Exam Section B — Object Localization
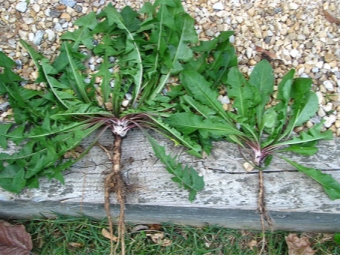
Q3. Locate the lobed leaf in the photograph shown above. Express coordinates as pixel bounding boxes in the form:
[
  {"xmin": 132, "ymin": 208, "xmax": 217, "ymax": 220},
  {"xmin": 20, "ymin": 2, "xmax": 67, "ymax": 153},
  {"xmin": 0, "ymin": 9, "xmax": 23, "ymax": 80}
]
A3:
[
  {"xmin": 146, "ymin": 134, "xmax": 204, "ymax": 201},
  {"xmin": 282, "ymin": 158, "xmax": 340, "ymax": 200}
]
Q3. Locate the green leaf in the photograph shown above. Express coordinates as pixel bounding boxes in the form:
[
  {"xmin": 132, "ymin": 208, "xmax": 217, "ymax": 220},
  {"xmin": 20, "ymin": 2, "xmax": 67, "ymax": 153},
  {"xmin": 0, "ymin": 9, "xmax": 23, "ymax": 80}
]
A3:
[
  {"xmin": 64, "ymin": 42, "xmax": 91, "ymax": 103},
  {"xmin": 279, "ymin": 145, "xmax": 318, "ymax": 156},
  {"xmin": 334, "ymin": 233, "xmax": 340, "ymax": 244},
  {"xmin": 0, "ymin": 123, "xmax": 12, "ymax": 149},
  {"xmin": 248, "ymin": 60, "xmax": 274, "ymax": 122},
  {"xmin": 282, "ymin": 158, "xmax": 340, "ymax": 200},
  {"xmin": 276, "ymin": 123, "xmax": 333, "ymax": 147},
  {"xmin": 149, "ymin": 116, "xmax": 202, "ymax": 157},
  {"xmin": 226, "ymin": 67, "xmax": 256, "ymax": 119},
  {"xmin": 60, "ymin": 12, "xmax": 97, "ymax": 49},
  {"xmin": 146, "ymin": 133, "xmax": 204, "ymax": 201},
  {"xmin": 166, "ymin": 112, "xmax": 244, "ymax": 138},
  {"xmin": 180, "ymin": 70, "xmax": 230, "ymax": 123}
]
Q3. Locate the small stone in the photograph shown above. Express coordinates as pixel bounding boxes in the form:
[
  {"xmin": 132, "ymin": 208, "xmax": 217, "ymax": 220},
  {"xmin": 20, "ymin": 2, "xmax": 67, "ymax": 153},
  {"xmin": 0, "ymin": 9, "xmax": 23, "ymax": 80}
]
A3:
[
  {"xmin": 49, "ymin": 9, "xmax": 61, "ymax": 18},
  {"xmin": 297, "ymin": 34, "xmax": 306, "ymax": 41},
  {"xmin": 254, "ymin": 28, "xmax": 262, "ymax": 38},
  {"xmin": 324, "ymin": 115, "xmax": 336, "ymax": 128},
  {"xmin": 60, "ymin": 12, "xmax": 71, "ymax": 22},
  {"xmin": 74, "ymin": 5, "xmax": 83, "ymax": 13},
  {"xmin": 45, "ymin": 29, "xmax": 56, "ymax": 41},
  {"xmin": 60, "ymin": 0, "xmax": 76, "ymax": 7},
  {"xmin": 324, "ymin": 54, "xmax": 335, "ymax": 62},
  {"xmin": 16, "ymin": 2, "xmax": 27, "ymax": 12},
  {"xmin": 289, "ymin": 3, "xmax": 299, "ymax": 10},
  {"xmin": 122, "ymin": 100, "xmax": 129, "ymax": 107},
  {"xmin": 323, "ymin": 80, "xmax": 334, "ymax": 91},
  {"xmin": 54, "ymin": 23, "xmax": 63, "ymax": 32},
  {"xmin": 247, "ymin": 8, "xmax": 255, "ymax": 16},
  {"xmin": 315, "ymin": 91, "xmax": 324, "ymax": 104},
  {"xmin": 243, "ymin": 162, "xmax": 254, "ymax": 172},
  {"xmin": 290, "ymin": 49, "xmax": 300, "ymax": 58},
  {"xmin": 318, "ymin": 31, "xmax": 327, "ymax": 38},
  {"xmin": 323, "ymin": 102, "xmax": 333, "ymax": 112},
  {"xmin": 217, "ymin": 95, "xmax": 230, "ymax": 104},
  {"xmin": 212, "ymin": 2, "xmax": 224, "ymax": 10},
  {"xmin": 32, "ymin": 4, "xmax": 40, "ymax": 12},
  {"xmin": 246, "ymin": 48, "xmax": 252, "ymax": 59},
  {"xmin": 318, "ymin": 108, "xmax": 326, "ymax": 117},
  {"xmin": 22, "ymin": 17, "xmax": 34, "ymax": 24},
  {"xmin": 33, "ymin": 30, "xmax": 44, "ymax": 45},
  {"xmin": 335, "ymin": 120, "xmax": 340, "ymax": 128}
]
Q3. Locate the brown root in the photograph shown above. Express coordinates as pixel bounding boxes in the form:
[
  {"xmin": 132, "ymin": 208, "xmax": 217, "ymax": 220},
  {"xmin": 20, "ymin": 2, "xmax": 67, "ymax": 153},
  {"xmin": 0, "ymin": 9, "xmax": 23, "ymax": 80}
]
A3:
[
  {"xmin": 102, "ymin": 135, "xmax": 127, "ymax": 255},
  {"xmin": 257, "ymin": 170, "xmax": 274, "ymax": 255}
]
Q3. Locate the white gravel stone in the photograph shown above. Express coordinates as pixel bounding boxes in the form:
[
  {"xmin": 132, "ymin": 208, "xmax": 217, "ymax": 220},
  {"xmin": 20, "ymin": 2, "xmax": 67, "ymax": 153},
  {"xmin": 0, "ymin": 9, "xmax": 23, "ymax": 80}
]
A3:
[
  {"xmin": 324, "ymin": 115, "xmax": 336, "ymax": 128},
  {"xmin": 33, "ymin": 31, "xmax": 44, "ymax": 45},
  {"xmin": 290, "ymin": 49, "xmax": 300, "ymax": 58},
  {"xmin": 212, "ymin": 2, "xmax": 224, "ymax": 10},
  {"xmin": 289, "ymin": 3, "xmax": 299, "ymax": 10},
  {"xmin": 218, "ymin": 95, "xmax": 230, "ymax": 104},
  {"xmin": 323, "ymin": 80, "xmax": 334, "ymax": 91},
  {"xmin": 45, "ymin": 29, "xmax": 56, "ymax": 41},
  {"xmin": 15, "ymin": 2, "xmax": 27, "ymax": 12}
]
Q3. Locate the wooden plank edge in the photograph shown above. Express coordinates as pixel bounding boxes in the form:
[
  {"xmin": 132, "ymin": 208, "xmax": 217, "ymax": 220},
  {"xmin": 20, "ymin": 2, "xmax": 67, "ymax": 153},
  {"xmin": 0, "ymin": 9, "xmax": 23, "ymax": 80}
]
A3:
[{"xmin": 1, "ymin": 201, "xmax": 339, "ymax": 232}]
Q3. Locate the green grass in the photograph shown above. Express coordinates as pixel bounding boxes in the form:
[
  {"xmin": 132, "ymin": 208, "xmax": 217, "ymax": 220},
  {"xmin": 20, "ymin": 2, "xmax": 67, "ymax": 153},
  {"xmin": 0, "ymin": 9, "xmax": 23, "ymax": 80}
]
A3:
[{"xmin": 11, "ymin": 215, "xmax": 340, "ymax": 255}]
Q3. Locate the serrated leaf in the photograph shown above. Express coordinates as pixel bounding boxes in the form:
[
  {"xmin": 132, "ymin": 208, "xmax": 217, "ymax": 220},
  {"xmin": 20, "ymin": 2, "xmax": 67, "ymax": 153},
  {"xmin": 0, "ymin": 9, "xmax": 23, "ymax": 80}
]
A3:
[
  {"xmin": 149, "ymin": 116, "xmax": 202, "ymax": 157},
  {"xmin": 279, "ymin": 145, "xmax": 318, "ymax": 156},
  {"xmin": 180, "ymin": 70, "xmax": 230, "ymax": 123},
  {"xmin": 276, "ymin": 123, "xmax": 333, "ymax": 147},
  {"xmin": 166, "ymin": 112, "xmax": 244, "ymax": 138},
  {"xmin": 283, "ymin": 158, "xmax": 340, "ymax": 200},
  {"xmin": 248, "ymin": 60, "xmax": 274, "ymax": 122},
  {"xmin": 146, "ymin": 134, "xmax": 204, "ymax": 201},
  {"xmin": 226, "ymin": 66, "xmax": 255, "ymax": 119}
]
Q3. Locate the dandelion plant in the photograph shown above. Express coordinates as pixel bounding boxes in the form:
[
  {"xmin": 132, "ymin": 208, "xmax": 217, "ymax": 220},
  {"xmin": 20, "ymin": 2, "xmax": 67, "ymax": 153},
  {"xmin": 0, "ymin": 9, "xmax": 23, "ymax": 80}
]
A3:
[
  {"xmin": 0, "ymin": 0, "xmax": 243, "ymax": 253},
  {"xmin": 167, "ymin": 59, "xmax": 340, "ymax": 252}
]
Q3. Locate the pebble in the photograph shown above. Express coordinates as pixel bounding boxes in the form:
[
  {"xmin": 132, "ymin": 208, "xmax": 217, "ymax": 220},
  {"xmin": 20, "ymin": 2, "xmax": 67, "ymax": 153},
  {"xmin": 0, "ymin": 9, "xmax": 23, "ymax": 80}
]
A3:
[
  {"xmin": 213, "ymin": 2, "xmax": 224, "ymax": 10},
  {"xmin": 33, "ymin": 31, "xmax": 44, "ymax": 45},
  {"xmin": 15, "ymin": 2, "xmax": 27, "ymax": 12},
  {"xmin": 323, "ymin": 80, "xmax": 334, "ymax": 91},
  {"xmin": 60, "ymin": 0, "xmax": 76, "ymax": 7},
  {"xmin": 45, "ymin": 29, "xmax": 56, "ymax": 41},
  {"xmin": 324, "ymin": 115, "xmax": 336, "ymax": 128},
  {"xmin": 290, "ymin": 49, "xmax": 300, "ymax": 58}
]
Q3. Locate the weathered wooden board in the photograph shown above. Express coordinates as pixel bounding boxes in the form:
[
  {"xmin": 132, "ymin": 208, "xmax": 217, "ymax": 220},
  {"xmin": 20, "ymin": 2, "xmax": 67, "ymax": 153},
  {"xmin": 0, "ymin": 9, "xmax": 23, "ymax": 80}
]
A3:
[{"xmin": 1, "ymin": 130, "xmax": 340, "ymax": 232}]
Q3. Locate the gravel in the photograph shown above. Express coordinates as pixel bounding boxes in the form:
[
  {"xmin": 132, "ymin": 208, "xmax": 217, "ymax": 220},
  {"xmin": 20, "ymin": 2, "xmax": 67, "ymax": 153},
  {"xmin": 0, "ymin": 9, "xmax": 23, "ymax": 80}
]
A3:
[{"xmin": 0, "ymin": 0, "xmax": 339, "ymax": 136}]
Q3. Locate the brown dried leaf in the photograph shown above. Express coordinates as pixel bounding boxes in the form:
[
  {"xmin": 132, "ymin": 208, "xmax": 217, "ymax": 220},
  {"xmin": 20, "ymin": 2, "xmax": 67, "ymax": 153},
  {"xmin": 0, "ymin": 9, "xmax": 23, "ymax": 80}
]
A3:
[
  {"xmin": 323, "ymin": 10, "xmax": 340, "ymax": 25},
  {"xmin": 247, "ymin": 239, "xmax": 258, "ymax": 249},
  {"xmin": 101, "ymin": 228, "xmax": 118, "ymax": 242},
  {"xmin": 146, "ymin": 232, "xmax": 172, "ymax": 247},
  {"xmin": 0, "ymin": 220, "xmax": 33, "ymax": 255},
  {"xmin": 285, "ymin": 234, "xmax": 316, "ymax": 255},
  {"xmin": 68, "ymin": 242, "xmax": 83, "ymax": 248},
  {"xmin": 255, "ymin": 45, "xmax": 277, "ymax": 60}
]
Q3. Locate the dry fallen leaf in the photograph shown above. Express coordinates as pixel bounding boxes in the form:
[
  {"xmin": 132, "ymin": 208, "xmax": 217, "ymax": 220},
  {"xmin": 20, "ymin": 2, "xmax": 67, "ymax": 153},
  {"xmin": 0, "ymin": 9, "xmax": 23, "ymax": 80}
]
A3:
[
  {"xmin": 68, "ymin": 242, "xmax": 83, "ymax": 248},
  {"xmin": 101, "ymin": 228, "xmax": 118, "ymax": 242},
  {"xmin": 147, "ymin": 232, "xmax": 172, "ymax": 247},
  {"xmin": 285, "ymin": 234, "xmax": 316, "ymax": 255},
  {"xmin": 255, "ymin": 45, "xmax": 277, "ymax": 60},
  {"xmin": 0, "ymin": 220, "xmax": 33, "ymax": 255},
  {"xmin": 323, "ymin": 10, "xmax": 340, "ymax": 25},
  {"xmin": 247, "ymin": 239, "xmax": 258, "ymax": 250}
]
